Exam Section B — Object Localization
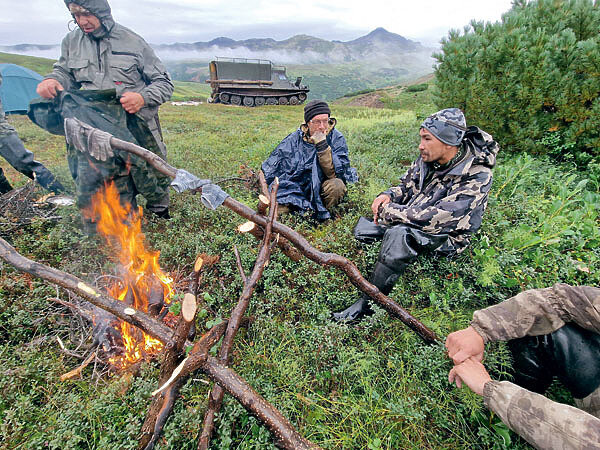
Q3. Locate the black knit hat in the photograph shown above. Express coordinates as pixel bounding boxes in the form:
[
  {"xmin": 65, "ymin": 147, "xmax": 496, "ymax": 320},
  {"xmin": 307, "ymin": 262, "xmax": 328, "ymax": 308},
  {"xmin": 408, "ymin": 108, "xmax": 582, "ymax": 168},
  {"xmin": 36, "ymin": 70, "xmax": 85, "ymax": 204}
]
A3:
[{"xmin": 304, "ymin": 100, "xmax": 331, "ymax": 123}]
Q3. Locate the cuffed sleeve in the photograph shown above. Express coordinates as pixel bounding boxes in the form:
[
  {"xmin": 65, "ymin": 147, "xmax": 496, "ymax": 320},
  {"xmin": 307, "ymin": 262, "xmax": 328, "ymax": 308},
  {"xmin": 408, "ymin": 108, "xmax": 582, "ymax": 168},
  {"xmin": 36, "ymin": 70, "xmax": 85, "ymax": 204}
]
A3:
[{"xmin": 484, "ymin": 380, "xmax": 600, "ymax": 449}]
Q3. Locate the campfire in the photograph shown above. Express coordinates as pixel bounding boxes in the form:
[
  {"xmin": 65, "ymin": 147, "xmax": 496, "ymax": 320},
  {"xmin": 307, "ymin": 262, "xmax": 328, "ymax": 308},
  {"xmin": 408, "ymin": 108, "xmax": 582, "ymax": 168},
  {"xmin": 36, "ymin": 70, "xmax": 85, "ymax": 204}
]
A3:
[{"xmin": 85, "ymin": 182, "xmax": 173, "ymax": 369}]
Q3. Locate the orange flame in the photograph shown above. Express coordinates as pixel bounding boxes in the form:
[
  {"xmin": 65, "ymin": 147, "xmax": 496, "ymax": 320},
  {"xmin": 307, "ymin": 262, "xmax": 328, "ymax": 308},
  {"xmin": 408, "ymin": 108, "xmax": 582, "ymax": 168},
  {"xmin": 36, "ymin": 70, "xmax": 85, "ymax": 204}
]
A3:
[{"xmin": 85, "ymin": 182, "xmax": 172, "ymax": 369}]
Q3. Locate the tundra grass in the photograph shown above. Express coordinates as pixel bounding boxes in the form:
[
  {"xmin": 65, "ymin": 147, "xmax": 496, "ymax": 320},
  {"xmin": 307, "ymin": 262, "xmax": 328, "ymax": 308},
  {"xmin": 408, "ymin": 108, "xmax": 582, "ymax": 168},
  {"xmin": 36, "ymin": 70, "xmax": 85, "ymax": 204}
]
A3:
[{"xmin": 0, "ymin": 101, "xmax": 598, "ymax": 449}]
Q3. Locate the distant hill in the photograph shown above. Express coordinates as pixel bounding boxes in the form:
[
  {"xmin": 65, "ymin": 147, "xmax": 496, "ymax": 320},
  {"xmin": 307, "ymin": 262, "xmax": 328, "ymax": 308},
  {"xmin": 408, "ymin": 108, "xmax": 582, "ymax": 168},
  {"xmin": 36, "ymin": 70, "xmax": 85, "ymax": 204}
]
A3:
[
  {"xmin": 0, "ymin": 52, "xmax": 209, "ymax": 102},
  {"xmin": 335, "ymin": 73, "xmax": 436, "ymax": 112},
  {"xmin": 0, "ymin": 52, "xmax": 54, "ymax": 76},
  {"xmin": 153, "ymin": 28, "xmax": 430, "ymax": 64},
  {"xmin": 2, "ymin": 28, "xmax": 435, "ymax": 100},
  {"xmin": 161, "ymin": 28, "xmax": 434, "ymax": 100}
]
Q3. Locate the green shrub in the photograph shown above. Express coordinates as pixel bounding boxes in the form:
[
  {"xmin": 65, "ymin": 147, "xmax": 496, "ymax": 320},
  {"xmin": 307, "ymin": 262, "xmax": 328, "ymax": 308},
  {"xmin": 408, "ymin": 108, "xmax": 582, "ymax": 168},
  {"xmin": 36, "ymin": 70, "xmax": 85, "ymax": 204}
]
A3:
[
  {"xmin": 433, "ymin": 0, "xmax": 600, "ymax": 168},
  {"xmin": 404, "ymin": 83, "xmax": 428, "ymax": 93}
]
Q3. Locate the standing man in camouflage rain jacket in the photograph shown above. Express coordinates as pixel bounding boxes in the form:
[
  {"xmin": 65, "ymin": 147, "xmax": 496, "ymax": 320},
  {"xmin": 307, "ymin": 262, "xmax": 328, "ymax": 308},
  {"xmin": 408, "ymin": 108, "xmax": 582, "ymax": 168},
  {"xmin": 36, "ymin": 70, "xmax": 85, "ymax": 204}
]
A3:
[
  {"xmin": 446, "ymin": 284, "xmax": 600, "ymax": 448},
  {"xmin": 333, "ymin": 108, "xmax": 498, "ymax": 322},
  {"xmin": 0, "ymin": 74, "xmax": 64, "ymax": 194},
  {"xmin": 36, "ymin": 0, "xmax": 173, "ymax": 217}
]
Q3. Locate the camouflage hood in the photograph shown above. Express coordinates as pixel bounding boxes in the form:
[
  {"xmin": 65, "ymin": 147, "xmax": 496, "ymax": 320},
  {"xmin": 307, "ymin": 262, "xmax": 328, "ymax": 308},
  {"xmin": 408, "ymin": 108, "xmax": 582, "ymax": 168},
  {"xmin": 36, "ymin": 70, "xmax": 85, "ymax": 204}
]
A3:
[
  {"xmin": 462, "ymin": 126, "xmax": 498, "ymax": 169},
  {"xmin": 64, "ymin": 0, "xmax": 115, "ymax": 38}
]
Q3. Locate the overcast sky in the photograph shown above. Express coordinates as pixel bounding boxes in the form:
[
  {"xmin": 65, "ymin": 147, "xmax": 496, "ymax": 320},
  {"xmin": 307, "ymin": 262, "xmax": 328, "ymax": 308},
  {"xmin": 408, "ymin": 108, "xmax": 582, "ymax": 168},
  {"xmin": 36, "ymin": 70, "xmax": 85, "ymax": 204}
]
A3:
[{"xmin": 0, "ymin": 0, "xmax": 514, "ymax": 48}]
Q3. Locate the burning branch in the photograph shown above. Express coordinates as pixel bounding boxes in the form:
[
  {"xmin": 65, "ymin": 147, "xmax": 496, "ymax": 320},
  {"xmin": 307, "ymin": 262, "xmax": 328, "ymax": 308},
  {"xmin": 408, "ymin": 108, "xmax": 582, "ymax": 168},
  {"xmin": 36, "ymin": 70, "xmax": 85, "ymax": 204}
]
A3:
[
  {"xmin": 0, "ymin": 234, "xmax": 315, "ymax": 449},
  {"xmin": 0, "ymin": 237, "xmax": 176, "ymax": 348},
  {"xmin": 81, "ymin": 124, "xmax": 438, "ymax": 345}
]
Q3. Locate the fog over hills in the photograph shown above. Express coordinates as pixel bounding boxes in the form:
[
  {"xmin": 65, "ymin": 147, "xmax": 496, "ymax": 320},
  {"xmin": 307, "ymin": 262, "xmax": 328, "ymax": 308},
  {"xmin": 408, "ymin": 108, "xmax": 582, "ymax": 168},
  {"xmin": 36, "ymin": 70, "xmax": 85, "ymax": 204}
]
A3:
[
  {"xmin": 0, "ymin": 27, "xmax": 433, "ymax": 65},
  {"xmin": 1, "ymin": 28, "xmax": 435, "ymax": 100},
  {"xmin": 152, "ymin": 27, "xmax": 432, "ymax": 65}
]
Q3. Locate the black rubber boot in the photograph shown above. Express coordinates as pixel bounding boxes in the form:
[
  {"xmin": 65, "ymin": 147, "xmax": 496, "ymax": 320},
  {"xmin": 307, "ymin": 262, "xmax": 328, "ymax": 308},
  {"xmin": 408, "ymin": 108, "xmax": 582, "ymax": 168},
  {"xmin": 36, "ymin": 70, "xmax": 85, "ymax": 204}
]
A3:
[
  {"xmin": 508, "ymin": 323, "xmax": 600, "ymax": 399},
  {"xmin": 332, "ymin": 262, "xmax": 401, "ymax": 323}
]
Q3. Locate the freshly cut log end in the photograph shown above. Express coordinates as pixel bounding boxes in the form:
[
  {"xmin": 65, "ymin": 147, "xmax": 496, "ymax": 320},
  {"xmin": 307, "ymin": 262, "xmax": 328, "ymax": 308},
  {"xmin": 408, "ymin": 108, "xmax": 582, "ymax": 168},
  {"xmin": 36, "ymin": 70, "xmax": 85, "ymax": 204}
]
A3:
[
  {"xmin": 194, "ymin": 257, "xmax": 204, "ymax": 273},
  {"xmin": 182, "ymin": 293, "xmax": 197, "ymax": 322},
  {"xmin": 237, "ymin": 221, "xmax": 256, "ymax": 233},
  {"xmin": 258, "ymin": 194, "xmax": 270, "ymax": 206}
]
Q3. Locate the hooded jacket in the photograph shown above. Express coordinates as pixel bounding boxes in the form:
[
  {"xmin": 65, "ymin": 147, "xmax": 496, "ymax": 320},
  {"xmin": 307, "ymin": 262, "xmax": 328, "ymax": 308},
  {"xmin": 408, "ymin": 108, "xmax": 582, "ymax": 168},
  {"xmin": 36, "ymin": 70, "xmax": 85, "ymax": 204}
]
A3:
[
  {"xmin": 45, "ymin": 0, "xmax": 173, "ymax": 129},
  {"xmin": 261, "ymin": 120, "xmax": 358, "ymax": 220},
  {"xmin": 379, "ymin": 126, "xmax": 499, "ymax": 252}
]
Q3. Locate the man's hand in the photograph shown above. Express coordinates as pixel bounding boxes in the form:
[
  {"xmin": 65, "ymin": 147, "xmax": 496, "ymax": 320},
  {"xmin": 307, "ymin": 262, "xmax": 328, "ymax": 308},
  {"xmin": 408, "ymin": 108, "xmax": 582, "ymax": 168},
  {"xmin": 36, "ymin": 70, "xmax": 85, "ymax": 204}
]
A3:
[
  {"xmin": 120, "ymin": 92, "xmax": 145, "ymax": 114},
  {"xmin": 371, "ymin": 194, "xmax": 391, "ymax": 223},
  {"xmin": 308, "ymin": 130, "xmax": 327, "ymax": 145},
  {"xmin": 37, "ymin": 79, "xmax": 64, "ymax": 98},
  {"xmin": 445, "ymin": 326, "xmax": 485, "ymax": 364},
  {"xmin": 448, "ymin": 357, "xmax": 492, "ymax": 396}
]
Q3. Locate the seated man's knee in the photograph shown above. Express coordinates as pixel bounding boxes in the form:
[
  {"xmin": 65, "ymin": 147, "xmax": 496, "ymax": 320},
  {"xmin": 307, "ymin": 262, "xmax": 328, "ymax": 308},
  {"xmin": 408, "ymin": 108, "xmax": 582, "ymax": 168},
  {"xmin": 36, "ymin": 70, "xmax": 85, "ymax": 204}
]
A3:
[
  {"xmin": 379, "ymin": 225, "xmax": 450, "ymax": 269},
  {"xmin": 321, "ymin": 178, "xmax": 346, "ymax": 209}
]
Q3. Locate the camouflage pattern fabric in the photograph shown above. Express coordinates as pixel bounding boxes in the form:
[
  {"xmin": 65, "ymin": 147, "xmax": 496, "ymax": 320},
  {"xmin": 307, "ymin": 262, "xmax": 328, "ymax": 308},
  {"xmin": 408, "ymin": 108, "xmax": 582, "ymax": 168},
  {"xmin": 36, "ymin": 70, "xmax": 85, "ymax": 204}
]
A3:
[
  {"xmin": 484, "ymin": 380, "xmax": 600, "ymax": 449},
  {"xmin": 471, "ymin": 284, "xmax": 600, "ymax": 344},
  {"xmin": 472, "ymin": 284, "xmax": 600, "ymax": 446},
  {"xmin": 421, "ymin": 107, "xmax": 467, "ymax": 146},
  {"xmin": 378, "ymin": 126, "xmax": 498, "ymax": 253}
]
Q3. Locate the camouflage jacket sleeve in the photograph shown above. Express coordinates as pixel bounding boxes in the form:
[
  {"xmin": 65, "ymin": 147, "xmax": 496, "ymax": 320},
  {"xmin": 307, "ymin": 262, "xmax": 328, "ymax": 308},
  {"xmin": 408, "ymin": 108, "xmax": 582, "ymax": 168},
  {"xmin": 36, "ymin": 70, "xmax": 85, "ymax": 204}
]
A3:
[
  {"xmin": 471, "ymin": 284, "xmax": 600, "ymax": 344},
  {"xmin": 484, "ymin": 381, "xmax": 600, "ymax": 448},
  {"xmin": 378, "ymin": 167, "xmax": 492, "ymax": 235}
]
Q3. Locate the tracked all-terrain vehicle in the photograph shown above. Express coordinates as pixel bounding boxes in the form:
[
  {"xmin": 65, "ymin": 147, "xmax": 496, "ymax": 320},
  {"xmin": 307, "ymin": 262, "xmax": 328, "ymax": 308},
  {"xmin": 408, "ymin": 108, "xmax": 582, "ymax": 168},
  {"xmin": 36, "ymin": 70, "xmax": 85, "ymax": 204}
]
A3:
[{"xmin": 206, "ymin": 57, "xmax": 309, "ymax": 106}]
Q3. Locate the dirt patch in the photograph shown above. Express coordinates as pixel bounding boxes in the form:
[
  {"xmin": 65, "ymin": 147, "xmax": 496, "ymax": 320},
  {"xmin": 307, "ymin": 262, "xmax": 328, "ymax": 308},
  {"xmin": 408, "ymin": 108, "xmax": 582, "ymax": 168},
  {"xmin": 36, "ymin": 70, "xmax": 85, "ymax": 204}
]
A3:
[{"xmin": 344, "ymin": 92, "xmax": 386, "ymax": 108}]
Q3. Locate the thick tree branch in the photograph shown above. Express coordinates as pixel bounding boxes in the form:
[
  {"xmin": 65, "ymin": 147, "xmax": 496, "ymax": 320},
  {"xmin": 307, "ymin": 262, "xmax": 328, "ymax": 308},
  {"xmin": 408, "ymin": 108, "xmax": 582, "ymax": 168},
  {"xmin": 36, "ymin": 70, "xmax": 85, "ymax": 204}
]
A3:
[
  {"xmin": 105, "ymin": 135, "xmax": 439, "ymax": 344},
  {"xmin": 200, "ymin": 355, "xmax": 320, "ymax": 450},
  {"xmin": 198, "ymin": 179, "xmax": 279, "ymax": 450}
]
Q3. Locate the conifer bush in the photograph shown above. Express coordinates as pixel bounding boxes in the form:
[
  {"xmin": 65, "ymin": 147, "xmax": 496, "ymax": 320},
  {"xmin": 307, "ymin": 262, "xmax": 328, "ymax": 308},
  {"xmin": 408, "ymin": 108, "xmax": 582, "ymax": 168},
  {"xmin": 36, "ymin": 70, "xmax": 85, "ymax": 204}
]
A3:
[{"xmin": 433, "ymin": 0, "xmax": 600, "ymax": 167}]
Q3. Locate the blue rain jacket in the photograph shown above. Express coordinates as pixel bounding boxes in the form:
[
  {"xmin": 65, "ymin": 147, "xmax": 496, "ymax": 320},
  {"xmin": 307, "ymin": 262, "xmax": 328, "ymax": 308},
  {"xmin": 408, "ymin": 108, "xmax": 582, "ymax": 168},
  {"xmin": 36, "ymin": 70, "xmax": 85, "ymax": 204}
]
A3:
[{"xmin": 261, "ymin": 124, "xmax": 358, "ymax": 220}]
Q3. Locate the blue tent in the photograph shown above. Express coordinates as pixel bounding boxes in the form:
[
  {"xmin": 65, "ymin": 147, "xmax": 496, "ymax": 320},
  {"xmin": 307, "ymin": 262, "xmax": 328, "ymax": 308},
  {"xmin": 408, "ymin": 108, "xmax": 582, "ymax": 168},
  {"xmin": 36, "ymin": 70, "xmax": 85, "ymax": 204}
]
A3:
[{"xmin": 0, "ymin": 63, "xmax": 43, "ymax": 114}]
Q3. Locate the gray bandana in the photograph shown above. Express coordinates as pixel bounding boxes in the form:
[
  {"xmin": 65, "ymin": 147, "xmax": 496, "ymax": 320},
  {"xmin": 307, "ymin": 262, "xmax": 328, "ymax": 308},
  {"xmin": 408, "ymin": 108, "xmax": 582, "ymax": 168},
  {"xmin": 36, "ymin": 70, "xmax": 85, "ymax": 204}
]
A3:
[{"xmin": 421, "ymin": 108, "xmax": 467, "ymax": 146}]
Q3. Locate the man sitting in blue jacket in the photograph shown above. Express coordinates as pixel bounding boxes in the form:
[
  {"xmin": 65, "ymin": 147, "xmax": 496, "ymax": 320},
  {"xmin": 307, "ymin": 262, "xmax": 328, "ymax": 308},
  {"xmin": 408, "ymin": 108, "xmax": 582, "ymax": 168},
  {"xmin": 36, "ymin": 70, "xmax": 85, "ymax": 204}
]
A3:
[{"xmin": 260, "ymin": 100, "xmax": 357, "ymax": 221}]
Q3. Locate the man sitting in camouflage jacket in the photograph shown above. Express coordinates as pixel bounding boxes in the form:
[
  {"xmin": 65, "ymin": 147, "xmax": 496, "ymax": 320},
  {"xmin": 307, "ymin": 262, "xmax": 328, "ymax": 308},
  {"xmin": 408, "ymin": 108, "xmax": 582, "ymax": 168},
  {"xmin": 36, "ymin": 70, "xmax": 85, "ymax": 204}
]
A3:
[
  {"xmin": 333, "ymin": 108, "xmax": 499, "ymax": 322},
  {"xmin": 446, "ymin": 284, "xmax": 600, "ymax": 449}
]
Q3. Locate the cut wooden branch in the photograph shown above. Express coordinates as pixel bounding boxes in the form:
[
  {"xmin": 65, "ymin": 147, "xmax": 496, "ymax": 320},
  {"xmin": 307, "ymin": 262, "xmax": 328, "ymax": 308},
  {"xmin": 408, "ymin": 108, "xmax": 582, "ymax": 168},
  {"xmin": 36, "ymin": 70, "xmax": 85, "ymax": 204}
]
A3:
[
  {"xmin": 104, "ymin": 135, "xmax": 439, "ymax": 344},
  {"xmin": 258, "ymin": 169, "xmax": 270, "ymax": 198},
  {"xmin": 0, "ymin": 237, "xmax": 177, "ymax": 347},
  {"xmin": 151, "ymin": 321, "xmax": 229, "ymax": 396},
  {"xmin": 237, "ymin": 220, "xmax": 302, "ymax": 262},
  {"xmin": 198, "ymin": 179, "xmax": 279, "ymax": 450},
  {"xmin": 257, "ymin": 194, "xmax": 270, "ymax": 216},
  {"xmin": 223, "ymin": 198, "xmax": 440, "ymax": 344},
  {"xmin": 200, "ymin": 355, "xmax": 320, "ymax": 450},
  {"xmin": 139, "ymin": 255, "xmax": 204, "ymax": 449},
  {"xmin": 60, "ymin": 351, "xmax": 96, "ymax": 381}
]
